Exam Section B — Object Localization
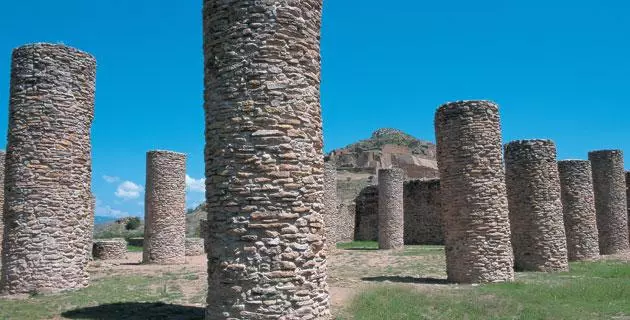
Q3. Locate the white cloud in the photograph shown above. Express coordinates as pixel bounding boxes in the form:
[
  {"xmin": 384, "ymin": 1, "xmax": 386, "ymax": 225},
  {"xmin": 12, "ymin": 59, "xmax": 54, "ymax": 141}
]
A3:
[
  {"xmin": 115, "ymin": 181, "xmax": 143, "ymax": 200},
  {"xmin": 95, "ymin": 205, "xmax": 132, "ymax": 218},
  {"xmin": 186, "ymin": 175, "xmax": 206, "ymax": 193},
  {"xmin": 103, "ymin": 175, "xmax": 120, "ymax": 183}
]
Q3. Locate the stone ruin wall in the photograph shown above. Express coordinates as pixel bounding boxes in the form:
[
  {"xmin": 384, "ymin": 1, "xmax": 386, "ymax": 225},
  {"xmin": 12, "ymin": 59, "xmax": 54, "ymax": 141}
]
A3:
[
  {"xmin": 199, "ymin": 219, "xmax": 209, "ymax": 253},
  {"xmin": 0, "ymin": 151, "xmax": 5, "ymax": 263},
  {"xmin": 143, "ymin": 150, "xmax": 187, "ymax": 265},
  {"xmin": 203, "ymin": 0, "xmax": 329, "ymax": 318},
  {"xmin": 589, "ymin": 150, "xmax": 630, "ymax": 254},
  {"xmin": 1, "ymin": 44, "xmax": 95, "ymax": 294},
  {"xmin": 185, "ymin": 238, "xmax": 205, "ymax": 256},
  {"xmin": 92, "ymin": 239, "xmax": 127, "ymax": 260},
  {"xmin": 435, "ymin": 100, "xmax": 514, "ymax": 283},
  {"xmin": 378, "ymin": 168, "xmax": 405, "ymax": 249},
  {"xmin": 324, "ymin": 163, "xmax": 341, "ymax": 245},
  {"xmin": 505, "ymin": 140, "xmax": 568, "ymax": 272},
  {"xmin": 558, "ymin": 160, "xmax": 600, "ymax": 261}
]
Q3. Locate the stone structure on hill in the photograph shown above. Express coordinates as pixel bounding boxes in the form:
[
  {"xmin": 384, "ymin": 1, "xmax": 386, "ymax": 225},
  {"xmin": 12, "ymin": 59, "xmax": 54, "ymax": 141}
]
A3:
[
  {"xmin": 1, "ymin": 44, "xmax": 95, "ymax": 294},
  {"xmin": 378, "ymin": 168, "xmax": 405, "ymax": 250},
  {"xmin": 203, "ymin": 0, "xmax": 329, "ymax": 318},
  {"xmin": 558, "ymin": 160, "xmax": 600, "ymax": 261},
  {"xmin": 505, "ymin": 140, "xmax": 568, "ymax": 272},
  {"xmin": 588, "ymin": 150, "xmax": 630, "ymax": 254},
  {"xmin": 92, "ymin": 239, "xmax": 127, "ymax": 260},
  {"xmin": 435, "ymin": 100, "xmax": 514, "ymax": 283},
  {"xmin": 143, "ymin": 150, "xmax": 187, "ymax": 265}
]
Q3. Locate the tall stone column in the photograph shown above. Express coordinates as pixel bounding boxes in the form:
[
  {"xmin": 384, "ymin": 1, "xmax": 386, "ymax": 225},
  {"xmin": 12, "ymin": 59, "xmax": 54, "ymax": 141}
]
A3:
[
  {"xmin": 0, "ymin": 151, "xmax": 5, "ymax": 263},
  {"xmin": 203, "ymin": 1, "xmax": 329, "ymax": 318},
  {"xmin": 434, "ymin": 100, "xmax": 514, "ymax": 283},
  {"xmin": 1, "ymin": 43, "xmax": 95, "ymax": 294},
  {"xmin": 558, "ymin": 160, "xmax": 600, "ymax": 261},
  {"xmin": 324, "ymin": 163, "xmax": 340, "ymax": 246},
  {"xmin": 378, "ymin": 168, "xmax": 405, "ymax": 250},
  {"xmin": 143, "ymin": 150, "xmax": 186, "ymax": 265},
  {"xmin": 505, "ymin": 140, "xmax": 568, "ymax": 271},
  {"xmin": 588, "ymin": 150, "xmax": 630, "ymax": 254}
]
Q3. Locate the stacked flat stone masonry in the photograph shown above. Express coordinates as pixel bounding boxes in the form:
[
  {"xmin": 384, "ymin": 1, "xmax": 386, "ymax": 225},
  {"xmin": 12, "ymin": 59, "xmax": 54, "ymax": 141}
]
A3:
[
  {"xmin": 92, "ymin": 239, "xmax": 127, "ymax": 260},
  {"xmin": 588, "ymin": 150, "xmax": 630, "ymax": 254},
  {"xmin": 1, "ymin": 44, "xmax": 95, "ymax": 294},
  {"xmin": 199, "ymin": 219, "xmax": 209, "ymax": 253},
  {"xmin": 185, "ymin": 238, "xmax": 205, "ymax": 256},
  {"xmin": 505, "ymin": 140, "xmax": 569, "ymax": 272},
  {"xmin": 354, "ymin": 185, "xmax": 379, "ymax": 241},
  {"xmin": 203, "ymin": 0, "xmax": 329, "ymax": 318},
  {"xmin": 404, "ymin": 179, "xmax": 443, "ymax": 245},
  {"xmin": 143, "ymin": 151, "xmax": 186, "ymax": 265},
  {"xmin": 0, "ymin": 151, "xmax": 5, "ymax": 263},
  {"xmin": 558, "ymin": 160, "xmax": 600, "ymax": 261},
  {"xmin": 378, "ymin": 168, "xmax": 405, "ymax": 250},
  {"xmin": 324, "ymin": 163, "xmax": 341, "ymax": 245},
  {"xmin": 434, "ymin": 100, "xmax": 514, "ymax": 283}
]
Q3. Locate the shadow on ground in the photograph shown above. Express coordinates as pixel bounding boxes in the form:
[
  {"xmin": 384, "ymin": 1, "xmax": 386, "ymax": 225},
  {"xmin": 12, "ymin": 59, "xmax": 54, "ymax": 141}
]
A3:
[
  {"xmin": 362, "ymin": 276, "xmax": 451, "ymax": 285},
  {"xmin": 62, "ymin": 302, "xmax": 204, "ymax": 320}
]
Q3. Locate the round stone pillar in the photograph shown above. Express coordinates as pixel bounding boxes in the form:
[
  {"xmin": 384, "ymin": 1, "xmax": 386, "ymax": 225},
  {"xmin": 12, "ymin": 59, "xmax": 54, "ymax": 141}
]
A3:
[
  {"xmin": 0, "ymin": 43, "xmax": 95, "ymax": 294},
  {"xmin": 203, "ymin": 1, "xmax": 329, "ymax": 318},
  {"xmin": 378, "ymin": 168, "xmax": 405, "ymax": 250},
  {"xmin": 324, "ymin": 162, "xmax": 339, "ymax": 246},
  {"xmin": 143, "ymin": 150, "xmax": 186, "ymax": 265},
  {"xmin": 588, "ymin": 150, "xmax": 630, "ymax": 254},
  {"xmin": 505, "ymin": 140, "xmax": 568, "ymax": 271},
  {"xmin": 558, "ymin": 160, "xmax": 600, "ymax": 261},
  {"xmin": 434, "ymin": 100, "xmax": 514, "ymax": 283}
]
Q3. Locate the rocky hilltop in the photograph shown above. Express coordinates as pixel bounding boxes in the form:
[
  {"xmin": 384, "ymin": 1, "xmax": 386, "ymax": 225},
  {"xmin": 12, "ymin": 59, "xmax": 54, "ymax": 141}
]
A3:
[{"xmin": 327, "ymin": 128, "xmax": 438, "ymax": 179}]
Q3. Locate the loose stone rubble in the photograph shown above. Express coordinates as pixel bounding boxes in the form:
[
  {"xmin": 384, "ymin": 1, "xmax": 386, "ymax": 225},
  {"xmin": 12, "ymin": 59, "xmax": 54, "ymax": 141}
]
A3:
[
  {"xmin": 0, "ymin": 43, "xmax": 95, "ymax": 294},
  {"xmin": 558, "ymin": 160, "xmax": 600, "ymax": 261},
  {"xmin": 185, "ymin": 238, "xmax": 205, "ymax": 256},
  {"xmin": 378, "ymin": 168, "xmax": 405, "ymax": 250},
  {"xmin": 589, "ymin": 150, "xmax": 630, "ymax": 254},
  {"xmin": 143, "ymin": 150, "xmax": 187, "ymax": 265},
  {"xmin": 505, "ymin": 140, "xmax": 569, "ymax": 272},
  {"xmin": 203, "ymin": 0, "xmax": 330, "ymax": 318},
  {"xmin": 93, "ymin": 239, "xmax": 127, "ymax": 260},
  {"xmin": 434, "ymin": 100, "xmax": 514, "ymax": 283}
]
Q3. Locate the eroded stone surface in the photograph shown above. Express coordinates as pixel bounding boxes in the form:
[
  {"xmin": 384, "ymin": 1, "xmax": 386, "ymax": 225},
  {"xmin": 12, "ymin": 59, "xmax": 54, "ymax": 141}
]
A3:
[
  {"xmin": 185, "ymin": 238, "xmax": 205, "ymax": 256},
  {"xmin": 404, "ymin": 179, "xmax": 443, "ymax": 245},
  {"xmin": 324, "ymin": 163, "xmax": 341, "ymax": 246},
  {"xmin": 434, "ymin": 100, "xmax": 514, "ymax": 283},
  {"xmin": 378, "ymin": 168, "xmax": 405, "ymax": 250},
  {"xmin": 589, "ymin": 150, "xmax": 630, "ymax": 254},
  {"xmin": 0, "ymin": 151, "xmax": 5, "ymax": 264},
  {"xmin": 143, "ymin": 151, "xmax": 187, "ymax": 265},
  {"xmin": 558, "ymin": 160, "xmax": 600, "ymax": 261},
  {"xmin": 203, "ymin": 0, "xmax": 329, "ymax": 318},
  {"xmin": 93, "ymin": 239, "xmax": 127, "ymax": 260},
  {"xmin": 505, "ymin": 140, "xmax": 568, "ymax": 272},
  {"xmin": 0, "ymin": 43, "xmax": 95, "ymax": 294}
]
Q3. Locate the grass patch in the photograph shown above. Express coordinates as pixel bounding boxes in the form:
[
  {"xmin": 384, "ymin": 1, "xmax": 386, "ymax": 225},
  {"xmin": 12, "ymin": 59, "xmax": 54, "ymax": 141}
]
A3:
[
  {"xmin": 336, "ymin": 241, "xmax": 379, "ymax": 250},
  {"xmin": 127, "ymin": 245, "xmax": 143, "ymax": 252},
  {"xmin": 347, "ymin": 260, "xmax": 630, "ymax": 320}
]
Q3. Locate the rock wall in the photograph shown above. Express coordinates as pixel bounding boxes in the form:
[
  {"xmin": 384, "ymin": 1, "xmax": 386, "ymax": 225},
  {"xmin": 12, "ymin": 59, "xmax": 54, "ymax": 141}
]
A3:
[
  {"xmin": 143, "ymin": 150, "xmax": 187, "ymax": 265},
  {"xmin": 1, "ymin": 43, "xmax": 95, "ymax": 294},
  {"xmin": 404, "ymin": 179, "xmax": 442, "ymax": 245},
  {"xmin": 589, "ymin": 150, "xmax": 630, "ymax": 254},
  {"xmin": 93, "ymin": 239, "xmax": 127, "ymax": 260},
  {"xmin": 0, "ymin": 151, "xmax": 5, "ymax": 263},
  {"xmin": 378, "ymin": 168, "xmax": 405, "ymax": 250},
  {"xmin": 202, "ymin": 1, "xmax": 330, "ymax": 318},
  {"xmin": 505, "ymin": 140, "xmax": 568, "ymax": 272},
  {"xmin": 324, "ymin": 163, "xmax": 341, "ymax": 245},
  {"xmin": 434, "ymin": 100, "xmax": 514, "ymax": 283},
  {"xmin": 354, "ymin": 186, "xmax": 379, "ymax": 241},
  {"xmin": 185, "ymin": 238, "xmax": 205, "ymax": 256},
  {"xmin": 558, "ymin": 160, "xmax": 600, "ymax": 261}
]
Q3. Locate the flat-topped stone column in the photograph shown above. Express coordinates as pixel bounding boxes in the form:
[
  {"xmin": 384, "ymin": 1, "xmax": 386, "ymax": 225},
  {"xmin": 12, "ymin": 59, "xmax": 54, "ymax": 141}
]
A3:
[
  {"xmin": 558, "ymin": 160, "xmax": 600, "ymax": 261},
  {"xmin": 434, "ymin": 100, "xmax": 514, "ymax": 283},
  {"xmin": 505, "ymin": 140, "xmax": 568, "ymax": 271},
  {"xmin": 143, "ymin": 150, "xmax": 186, "ymax": 265},
  {"xmin": 378, "ymin": 168, "xmax": 405, "ymax": 250},
  {"xmin": 0, "ymin": 43, "xmax": 95, "ymax": 294},
  {"xmin": 203, "ymin": 1, "xmax": 329, "ymax": 318},
  {"xmin": 589, "ymin": 150, "xmax": 630, "ymax": 254},
  {"xmin": 324, "ymin": 163, "xmax": 340, "ymax": 246}
]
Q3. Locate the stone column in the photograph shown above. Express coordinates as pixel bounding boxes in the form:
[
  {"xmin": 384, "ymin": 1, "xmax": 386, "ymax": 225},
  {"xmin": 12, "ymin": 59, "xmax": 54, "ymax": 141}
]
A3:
[
  {"xmin": 558, "ymin": 160, "xmax": 600, "ymax": 261},
  {"xmin": 434, "ymin": 100, "xmax": 514, "ymax": 283},
  {"xmin": 505, "ymin": 140, "xmax": 568, "ymax": 271},
  {"xmin": 0, "ymin": 43, "xmax": 95, "ymax": 294},
  {"xmin": 324, "ymin": 163, "xmax": 339, "ymax": 246},
  {"xmin": 588, "ymin": 150, "xmax": 630, "ymax": 254},
  {"xmin": 378, "ymin": 168, "xmax": 405, "ymax": 250},
  {"xmin": 203, "ymin": 1, "xmax": 329, "ymax": 318},
  {"xmin": 143, "ymin": 150, "xmax": 186, "ymax": 265},
  {"xmin": 0, "ymin": 151, "xmax": 5, "ymax": 263}
]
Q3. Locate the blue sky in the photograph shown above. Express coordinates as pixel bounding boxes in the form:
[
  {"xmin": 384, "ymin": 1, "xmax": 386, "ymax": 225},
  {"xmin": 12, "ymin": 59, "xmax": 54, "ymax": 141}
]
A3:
[{"xmin": 0, "ymin": 1, "xmax": 629, "ymax": 219}]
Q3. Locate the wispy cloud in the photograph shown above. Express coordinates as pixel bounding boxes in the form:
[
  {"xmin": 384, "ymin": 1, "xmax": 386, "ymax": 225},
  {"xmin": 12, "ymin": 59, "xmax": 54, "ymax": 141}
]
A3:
[
  {"xmin": 103, "ymin": 175, "xmax": 120, "ymax": 183},
  {"xmin": 115, "ymin": 180, "xmax": 143, "ymax": 200},
  {"xmin": 95, "ymin": 205, "xmax": 136, "ymax": 218},
  {"xmin": 186, "ymin": 175, "xmax": 206, "ymax": 193}
]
